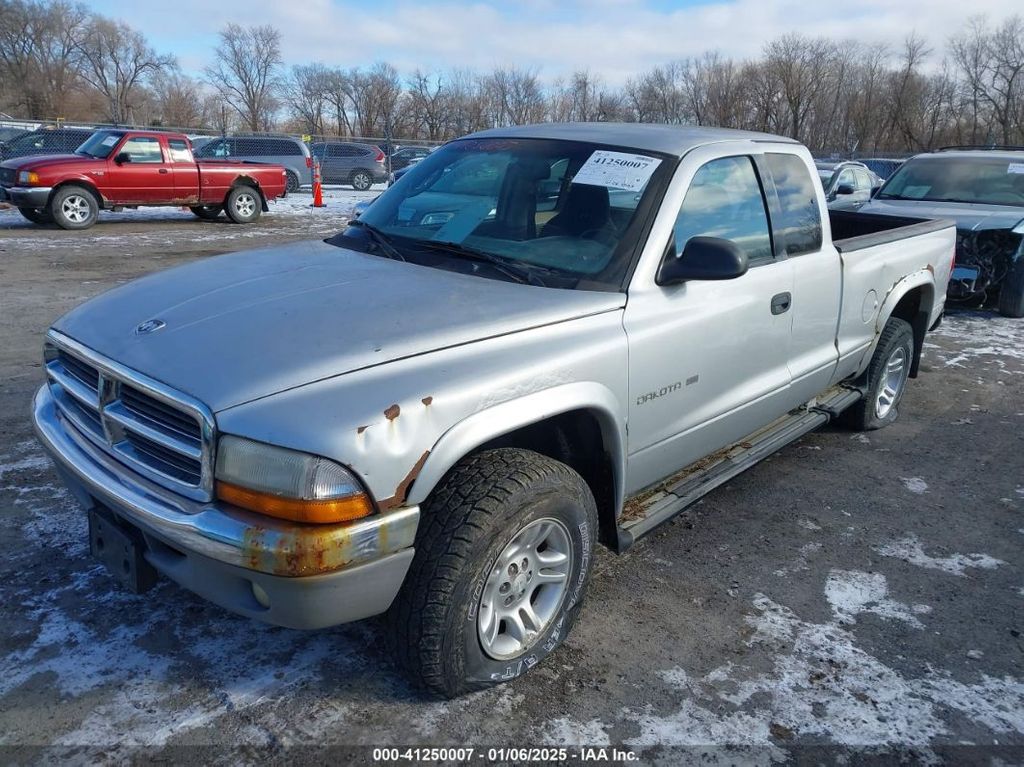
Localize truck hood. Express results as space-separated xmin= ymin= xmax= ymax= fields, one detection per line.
xmin=0 ymin=154 xmax=96 ymax=171
xmin=859 ymin=198 xmax=1024 ymax=232
xmin=54 ymin=240 xmax=625 ymax=412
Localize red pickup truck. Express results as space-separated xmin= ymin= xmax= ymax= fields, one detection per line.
xmin=0 ymin=129 xmax=288 ymax=230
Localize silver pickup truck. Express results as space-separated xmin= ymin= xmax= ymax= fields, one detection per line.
xmin=33 ymin=123 xmax=954 ymax=697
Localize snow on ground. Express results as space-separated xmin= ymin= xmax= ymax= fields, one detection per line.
xmin=926 ymin=312 xmax=1024 ymax=370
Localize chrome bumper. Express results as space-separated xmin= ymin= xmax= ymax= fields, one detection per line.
xmin=35 ymin=385 xmax=419 ymax=626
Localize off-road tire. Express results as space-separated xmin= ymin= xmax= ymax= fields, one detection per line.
xmin=189 ymin=205 xmax=222 ymax=221
xmin=18 ymin=207 xmax=53 ymax=225
xmin=224 ymin=185 xmax=261 ymax=224
xmin=50 ymin=185 xmax=98 ymax=230
xmin=386 ymin=448 xmax=598 ymax=698
xmin=351 ymin=170 xmax=373 ymax=191
xmin=839 ymin=317 xmax=914 ymax=431
xmin=997 ymin=258 xmax=1024 ymax=318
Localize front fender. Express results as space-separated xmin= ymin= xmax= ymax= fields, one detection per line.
xmin=407 ymin=382 xmax=626 ymax=513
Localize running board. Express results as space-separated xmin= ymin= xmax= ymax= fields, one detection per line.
xmin=616 ymin=386 xmax=862 ymax=552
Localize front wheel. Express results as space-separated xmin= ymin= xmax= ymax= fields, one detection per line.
xmin=351 ymin=170 xmax=373 ymax=191
xmin=224 ymin=186 xmax=261 ymax=224
xmin=285 ymin=171 xmax=300 ymax=193
xmin=50 ymin=185 xmax=98 ymax=230
xmin=18 ymin=207 xmax=53 ymax=225
xmin=997 ymin=258 xmax=1024 ymax=318
xmin=839 ymin=317 xmax=914 ymax=431
xmin=387 ymin=448 xmax=597 ymax=698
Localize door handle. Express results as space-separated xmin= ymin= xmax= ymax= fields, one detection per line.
xmin=158 ymin=168 xmax=169 ymax=174
xmin=770 ymin=292 xmax=792 ymax=315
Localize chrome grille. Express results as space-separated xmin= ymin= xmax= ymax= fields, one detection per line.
xmin=44 ymin=332 xmax=215 ymax=501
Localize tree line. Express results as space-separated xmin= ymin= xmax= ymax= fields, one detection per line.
xmin=2 ymin=0 xmax=1022 ymax=150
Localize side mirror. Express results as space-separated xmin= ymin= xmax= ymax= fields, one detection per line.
xmin=114 ymin=152 xmax=131 ymax=164
xmin=835 ymin=183 xmax=855 ymax=196
xmin=656 ymin=236 xmax=749 ymax=285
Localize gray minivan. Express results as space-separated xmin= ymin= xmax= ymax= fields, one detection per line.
xmin=194 ymin=135 xmax=312 ymax=192
xmin=311 ymin=142 xmax=388 ymax=190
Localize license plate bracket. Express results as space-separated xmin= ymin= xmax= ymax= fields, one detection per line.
xmin=88 ymin=507 xmax=157 ymax=594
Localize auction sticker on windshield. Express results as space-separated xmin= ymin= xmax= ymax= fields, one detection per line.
xmin=1008 ymin=163 xmax=1024 ymax=174
xmin=573 ymin=151 xmax=661 ymax=192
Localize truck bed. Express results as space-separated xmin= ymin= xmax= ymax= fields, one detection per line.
xmin=830 ymin=209 xmax=954 ymax=253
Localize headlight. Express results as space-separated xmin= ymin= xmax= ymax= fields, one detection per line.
xmin=17 ymin=170 xmax=39 ymax=185
xmin=215 ymin=435 xmax=373 ymax=524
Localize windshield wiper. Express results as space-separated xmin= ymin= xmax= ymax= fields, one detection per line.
xmin=347 ymin=219 xmax=406 ymax=262
xmin=413 ymin=240 xmax=548 ymax=286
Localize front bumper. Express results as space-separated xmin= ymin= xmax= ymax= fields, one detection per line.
xmin=32 ymin=385 xmax=418 ymax=629
xmin=0 ymin=185 xmax=52 ymax=207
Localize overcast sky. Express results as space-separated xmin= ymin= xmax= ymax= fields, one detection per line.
xmin=90 ymin=0 xmax=1021 ymax=84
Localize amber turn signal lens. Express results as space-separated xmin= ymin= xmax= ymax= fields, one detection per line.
xmin=216 ymin=481 xmax=373 ymax=524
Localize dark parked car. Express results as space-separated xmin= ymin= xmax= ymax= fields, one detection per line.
xmin=0 ymin=127 xmax=94 ymax=162
xmin=388 ymin=146 xmax=431 ymax=172
xmin=311 ymin=141 xmax=387 ymax=190
xmin=815 ymin=160 xmax=882 ymax=211
xmin=194 ymin=135 xmax=312 ymax=192
xmin=859 ymin=146 xmax=1024 ymax=317
xmin=0 ymin=127 xmax=30 ymax=145
xmin=859 ymin=157 xmax=906 ymax=180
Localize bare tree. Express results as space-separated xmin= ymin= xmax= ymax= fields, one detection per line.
xmin=288 ymin=62 xmax=331 ymax=135
xmin=952 ymin=15 xmax=1024 ymax=145
xmin=151 ymin=72 xmax=207 ymax=128
xmin=205 ymin=23 xmax=283 ymax=131
xmin=77 ymin=16 xmax=174 ymax=124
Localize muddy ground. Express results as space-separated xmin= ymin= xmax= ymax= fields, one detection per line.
xmin=1 ymin=198 xmax=1022 ymax=763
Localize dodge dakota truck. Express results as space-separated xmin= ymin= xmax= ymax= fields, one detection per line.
xmin=32 ymin=123 xmax=955 ymax=697
xmin=1 ymin=129 xmax=288 ymax=229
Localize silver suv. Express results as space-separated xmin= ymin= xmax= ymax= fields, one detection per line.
xmin=194 ymin=135 xmax=312 ymax=192
xmin=311 ymin=141 xmax=387 ymax=190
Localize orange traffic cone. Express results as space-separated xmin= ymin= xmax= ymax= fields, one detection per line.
xmin=311 ymin=159 xmax=326 ymax=208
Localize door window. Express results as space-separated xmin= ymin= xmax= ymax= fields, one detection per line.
xmin=119 ymin=137 xmax=163 ymax=163
xmin=764 ymin=153 xmax=823 ymax=256
xmin=854 ymin=169 xmax=873 ymax=190
xmin=673 ymin=156 xmax=772 ymax=264
xmin=836 ymin=168 xmax=855 ymax=192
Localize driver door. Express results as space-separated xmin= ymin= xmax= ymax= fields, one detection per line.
xmin=105 ymin=135 xmax=174 ymax=204
xmin=623 ymin=153 xmax=795 ymax=493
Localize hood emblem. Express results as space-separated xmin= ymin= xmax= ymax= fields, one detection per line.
xmin=135 ymin=319 xmax=166 ymax=335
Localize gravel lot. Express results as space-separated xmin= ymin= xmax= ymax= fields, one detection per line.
xmin=1 ymin=196 xmax=1022 ymax=762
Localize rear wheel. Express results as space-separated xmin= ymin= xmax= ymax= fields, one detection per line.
xmin=224 ymin=186 xmax=261 ymax=224
xmin=18 ymin=207 xmax=53 ymax=225
xmin=839 ymin=317 xmax=914 ymax=431
xmin=997 ymin=258 xmax=1024 ymax=318
xmin=50 ymin=185 xmax=98 ymax=230
xmin=351 ymin=170 xmax=373 ymax=191
xmin=387 ymin=448 xmax=597 ymax=698
xmin=189 ymin=205 xmax=222 ymax=221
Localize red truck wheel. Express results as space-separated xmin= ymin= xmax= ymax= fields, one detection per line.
xmin=225 ymin=186 xmax=262 ymax=224
xmin=50 ymin=185 xmax=99 ymax=230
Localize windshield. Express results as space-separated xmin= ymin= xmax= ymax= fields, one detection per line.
xmin=75 ymin=131 xmax=125 ymax=159
xmin=335 ymin=137 xmax=671 ymax=290
xmin=877 ymin=156 xmax=1024 ymax=207
xmin=816 ymin=169 xmax=833 ymax=188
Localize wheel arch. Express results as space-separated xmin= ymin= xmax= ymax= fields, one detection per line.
xmin=405 ymin=383 xmax=626 ymax=549
xmin=49 ymin=178 xmax=105 ymax=209
xmin=228 ymin=175 xmax=269 ymax=211
xmin=876 ymin=272 xmax=935 ymax=379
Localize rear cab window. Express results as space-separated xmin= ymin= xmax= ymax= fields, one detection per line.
xmin=763 ymin=153 xmax=823 ymax=256
xmin=168 ymin=139 xmax=192 ymax=163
